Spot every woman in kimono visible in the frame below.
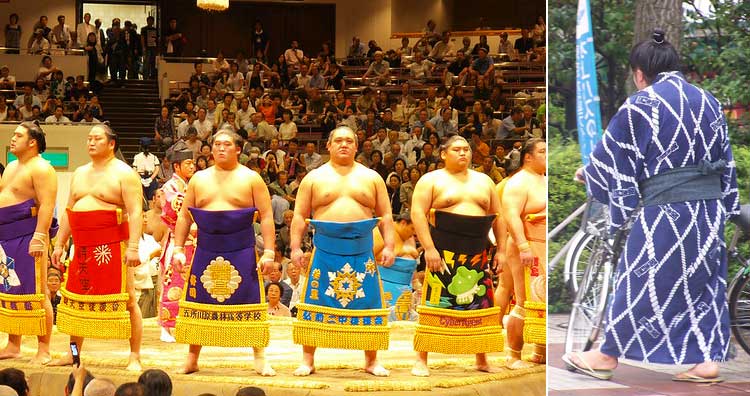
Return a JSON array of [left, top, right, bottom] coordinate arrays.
[[563, 29, 739, 383]]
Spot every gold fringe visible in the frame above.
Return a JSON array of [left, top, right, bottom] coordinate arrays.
[[56, 303, 131, 339], [56, 288, 131, 339], [433, 364, 546, 388], [293, 303, 390, 350], [344, 380, 432, 392], [0, 308, 46, 336], [523, 300, 546, 345], [174, 301, 270, 348], [413, 305, 504, 354]]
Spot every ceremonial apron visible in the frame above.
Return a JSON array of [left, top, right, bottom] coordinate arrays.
[[174, 207, 269, 348], [293, 218, 389, 351], [158, 178, 195, 329], [414, 210, 504, 354], [58, 209, 131, 339], [379, 257, 417, 321], [523, 213, 547, 345], [0, 199, 58, 335]]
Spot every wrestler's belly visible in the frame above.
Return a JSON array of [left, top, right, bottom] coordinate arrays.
[[0, 189, 35, 208], [313, 199, 373, 222], [71, 194, 122, 212]]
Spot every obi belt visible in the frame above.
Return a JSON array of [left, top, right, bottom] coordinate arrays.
[[380, 257, 417, 321], [293, 218, 390, 351], [414, 210, 504, 354], [58, 208, 130, 339], [0, 199, 58, 335], [174, 207, 269, 348]]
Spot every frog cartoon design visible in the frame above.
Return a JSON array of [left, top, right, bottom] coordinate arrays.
[[447, 266, 486, 305]]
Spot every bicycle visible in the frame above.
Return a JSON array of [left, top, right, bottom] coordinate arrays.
[[564, 201, 750, 356]]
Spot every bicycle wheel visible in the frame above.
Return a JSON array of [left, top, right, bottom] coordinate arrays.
[[729, 267, 750, 356], [565, 233, 613, 354], [564, 230, 597, 299]]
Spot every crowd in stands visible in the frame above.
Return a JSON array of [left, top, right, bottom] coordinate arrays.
[[0, 366, 266, 396]]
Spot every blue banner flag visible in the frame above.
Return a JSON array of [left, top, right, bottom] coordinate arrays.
[[576, 0, 603, 165]]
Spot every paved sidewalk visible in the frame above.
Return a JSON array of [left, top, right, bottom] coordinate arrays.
[[548, 313, 750, 396]]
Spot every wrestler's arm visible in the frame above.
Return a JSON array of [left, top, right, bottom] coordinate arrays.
[[29, 161, 58, 256], [487, 177, 506, 272], [372, 227, 385, 258], [52, 168, 79, 269], [502, 179, 533, 266], [372, 171, 395, 267], [251, 170, 276, 273], [410, 173, 440, 272], [290, 173, 313, 267], [121, 165, 143, 267]]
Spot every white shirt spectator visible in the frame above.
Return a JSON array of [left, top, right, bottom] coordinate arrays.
[[284, 48, 304, 68], [44, 114, 71, 123], [14, 94, 40, 109], [302, 152, 322, 171], [50, 24, 73, 48], [279, 121, 297, 141], [194, 118, 213, 141], [237, 107, 256, 129], [132, 152, 160, 175], [76, 22, 95, 48], [284, 275, 306, 311]]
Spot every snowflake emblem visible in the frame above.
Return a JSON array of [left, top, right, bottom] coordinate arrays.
[[364, 259, 377, 276], [325, 263, 366, 308], [93, 245, 112, 266]]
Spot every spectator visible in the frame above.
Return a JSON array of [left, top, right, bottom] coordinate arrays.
[[470, 48, 494, 84], [412, 37, 431, 58], [81, 378, 116, 396], [164, 18, 183, 57], [37, 56, 60, 81], [502, 106, 527, 138], [300, 141, 321, 171], [492, 144, 508, 169], [362, 51, 390, 86], [520, 104, 541, 136], [505, 140, 522, 173], [140, 16, 158, 80], [76, 13, 95, 49], [425, 107, 457, 138], [30, 15, 51, 42], [251, 20, 270, 58], [50, 15, 73, 49], [83, 33, 102, 83], [123, 21, 141, 79], [458, 36, 472, 54], [44, 105, 71, 123], [387, 172, 402, 215], [283, 257, 305, 313], [283, 40, 304, 71], [114, 383, 143, 396], [514, 29, 535, 60], [80, 111, 101, 124], [0, 385, 17, 396], [473, 76, 491, 102], [498, 32, 513, 57], [0, 66, 15, 90], [397, 37, 412, 58], [307, 64, 325, 90], [236, 387, 266, 396], [18, 98, 34, 121], [266, 281, 292, 317], [137, 369, 172, 396], [0, 95, 7, 121], [429, 31, 455, 62], [399, 166, 421, 214], [176, 111, 196, 139], [470, 34, 490, 56], [47, 267, 62, 324], [0, 368, 27, 396], [133, 138, 160, 201], [263, 261, 292, 304], [28, 29, 51, 55], [370, 150, 388, 180], [278, 110, 297, 141], [106, 22, 127, 85], [4, 14, 21, 54], [469, 131, 490, 165], [191, 62, 210, 86], [407, 51, 435, 85], [346, 36, 367, 66], [459, 112, 482, 139], [154, 105, 174, 148], [443, 50, 470, 87], [422, 19, 441, 46]]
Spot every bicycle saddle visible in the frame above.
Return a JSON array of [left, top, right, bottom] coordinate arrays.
[[732, 204, 750, 233]]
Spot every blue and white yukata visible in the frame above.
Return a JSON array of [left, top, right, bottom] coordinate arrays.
[[583, 71, 740, 364]]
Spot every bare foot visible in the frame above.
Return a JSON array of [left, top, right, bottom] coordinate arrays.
[[30, 352, 51, 365], [678, 361, 720, 380], [126, 355, 143, 372], [365, 362, 390, 377], [476, 354, 499, 373], [47, 356, 74, 367], [411, 361, 430, 377], [177, 362, 199, 375], [254, 360, 276, 377], [567, 350, 618, 371], [0, 346, 21, 360], [293, 364, 315, 376]]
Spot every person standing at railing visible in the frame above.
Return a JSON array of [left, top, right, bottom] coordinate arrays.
[[50, 15, 72, 50], [564, 29, 740, 384], [4, 14, 21, 54], [76, 13, 95, 49]]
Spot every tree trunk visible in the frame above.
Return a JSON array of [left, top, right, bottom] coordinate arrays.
[[633, 0, 682, 52]]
